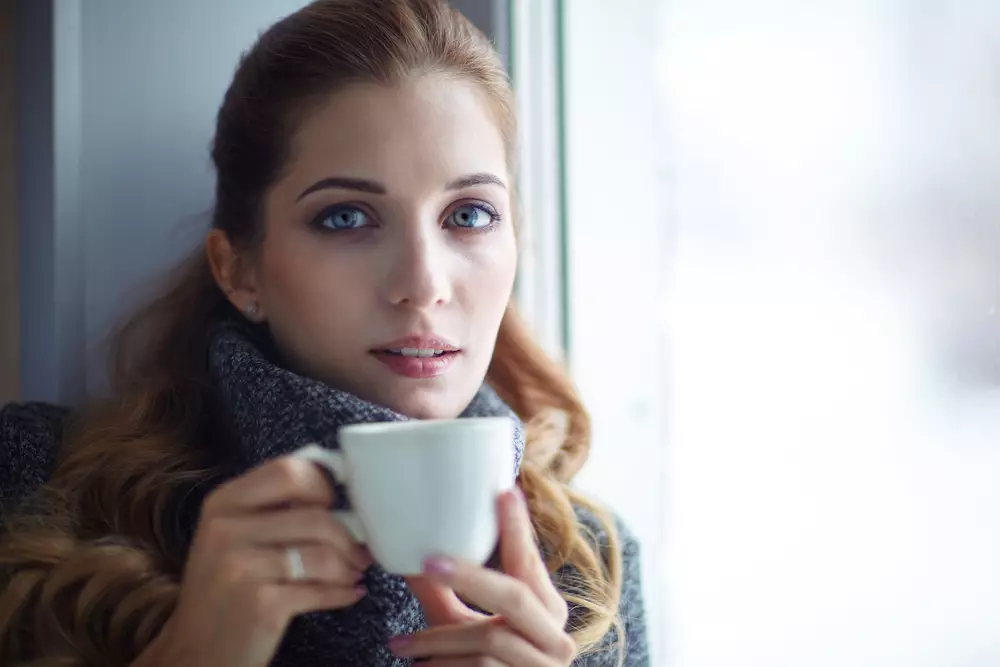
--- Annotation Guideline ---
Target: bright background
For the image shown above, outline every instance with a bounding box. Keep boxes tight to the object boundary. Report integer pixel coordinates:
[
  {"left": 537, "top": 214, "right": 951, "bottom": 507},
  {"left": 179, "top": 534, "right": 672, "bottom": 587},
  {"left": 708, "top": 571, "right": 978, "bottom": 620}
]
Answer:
[{"left": 559, "top": 1, "right": 1000, "bottom": 665}]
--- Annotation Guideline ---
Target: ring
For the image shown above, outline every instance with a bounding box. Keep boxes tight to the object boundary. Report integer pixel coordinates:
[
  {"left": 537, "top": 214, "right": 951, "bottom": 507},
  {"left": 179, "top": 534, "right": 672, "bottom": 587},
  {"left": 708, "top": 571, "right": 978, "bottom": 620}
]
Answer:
[{"left": 285, "top": 546, "right": 306, "bottom": 582}]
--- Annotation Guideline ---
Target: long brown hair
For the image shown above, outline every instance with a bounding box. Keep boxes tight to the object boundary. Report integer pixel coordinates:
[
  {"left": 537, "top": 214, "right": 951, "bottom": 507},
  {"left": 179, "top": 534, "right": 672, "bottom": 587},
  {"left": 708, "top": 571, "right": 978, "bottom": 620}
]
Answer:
[{"left": 0, "top": 1, "right": 622, "bottom": 664}]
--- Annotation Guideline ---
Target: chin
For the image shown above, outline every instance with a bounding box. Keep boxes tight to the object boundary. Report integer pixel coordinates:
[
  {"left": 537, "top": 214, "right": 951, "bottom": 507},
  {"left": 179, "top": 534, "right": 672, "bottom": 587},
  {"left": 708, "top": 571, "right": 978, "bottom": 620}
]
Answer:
[
  {"left": 381, "top": 382, "right": 477, "bottom": 421},
  {"left": 387, "top": 393, "right": 462, "bottom": 420}
]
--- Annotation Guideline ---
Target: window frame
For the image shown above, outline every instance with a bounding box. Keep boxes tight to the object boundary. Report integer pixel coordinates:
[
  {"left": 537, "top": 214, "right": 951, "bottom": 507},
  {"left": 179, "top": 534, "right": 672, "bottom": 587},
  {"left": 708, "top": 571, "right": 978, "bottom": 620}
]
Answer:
[{"left": 508, "top": 0, "right": 570, "bottom": 361}]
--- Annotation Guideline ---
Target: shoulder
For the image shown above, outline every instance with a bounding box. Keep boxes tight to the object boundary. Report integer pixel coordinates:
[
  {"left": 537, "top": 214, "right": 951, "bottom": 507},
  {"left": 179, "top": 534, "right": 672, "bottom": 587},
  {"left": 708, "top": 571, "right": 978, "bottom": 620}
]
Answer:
[
  {"left": 0, "top": 402, "right": 70, "bottom": 518},
  {"left": 569, "top": 503, "right": 643, "bottom": 601},
  {"left": 563, "top": 502, "right": 650, "bottom": 667},
  {"left": 572, "top": 503, "right": 641, "bottom": 564}
]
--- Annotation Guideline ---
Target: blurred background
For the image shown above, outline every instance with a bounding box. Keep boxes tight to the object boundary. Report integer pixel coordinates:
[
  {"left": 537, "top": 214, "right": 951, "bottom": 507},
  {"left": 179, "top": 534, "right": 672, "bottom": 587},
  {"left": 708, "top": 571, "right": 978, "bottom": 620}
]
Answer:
[{"left": 2, "top": 1, "right": 1000, "bottom": 665}]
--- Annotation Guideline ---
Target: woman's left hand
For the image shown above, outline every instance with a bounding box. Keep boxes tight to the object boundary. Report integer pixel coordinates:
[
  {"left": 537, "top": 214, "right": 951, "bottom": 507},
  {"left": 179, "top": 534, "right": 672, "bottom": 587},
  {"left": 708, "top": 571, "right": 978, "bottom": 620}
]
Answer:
[{"left": 396, "top": 488, "right": 577, "bottom": 666}]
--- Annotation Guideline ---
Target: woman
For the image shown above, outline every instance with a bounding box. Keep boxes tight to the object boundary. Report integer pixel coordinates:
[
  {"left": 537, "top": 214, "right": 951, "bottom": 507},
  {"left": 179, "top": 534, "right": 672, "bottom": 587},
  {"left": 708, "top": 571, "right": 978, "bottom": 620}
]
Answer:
[{"left": 0, "top": 1, "right": 647, "bottom": 665}]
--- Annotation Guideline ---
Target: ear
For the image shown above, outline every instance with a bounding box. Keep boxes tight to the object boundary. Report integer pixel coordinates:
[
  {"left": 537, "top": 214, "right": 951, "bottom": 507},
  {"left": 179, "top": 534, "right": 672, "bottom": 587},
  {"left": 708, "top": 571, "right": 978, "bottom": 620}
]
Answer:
[{"left": 206, "top": 229, "right": 264, "bottom": 321}]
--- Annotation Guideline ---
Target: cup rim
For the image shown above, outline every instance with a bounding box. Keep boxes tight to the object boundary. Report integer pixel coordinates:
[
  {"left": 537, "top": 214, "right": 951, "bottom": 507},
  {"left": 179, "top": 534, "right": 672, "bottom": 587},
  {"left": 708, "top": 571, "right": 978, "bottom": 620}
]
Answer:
[{"left": 338, "top": 415, "right": 512, "bottom": 436}]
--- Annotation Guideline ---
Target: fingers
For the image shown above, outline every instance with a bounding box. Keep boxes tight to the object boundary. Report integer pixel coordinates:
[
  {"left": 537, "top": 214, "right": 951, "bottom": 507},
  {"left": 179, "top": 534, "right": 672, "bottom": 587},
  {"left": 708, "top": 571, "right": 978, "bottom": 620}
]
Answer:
[
  {"left": 230, "top": 545, "right": 367, "bottom": 586},
  {"left": 389, "top": 619, "right": 571, "bottom": 667},
  {"left": 412, "top": 489, "right": 572, "bottom": 656},
  {"left": 282, "top": 582, "right": 368, "bottom": 615},
  {"left": 169, "top": 453, "right": 368, "bottom": 665},
  {"left": 205, "top": 457, "right": 336, "bottom": 516},
  {"left": 405, "top": 576, "right": 482, "bottom": 626},
  {"left": 225, "top": 508, "right": 370, "bottom": 570},
  {"left": 415, "top": 659, "right": 504, "bottom": 667},
  {"left": 247, "top": 582, "right": 368, "bottom": 635},
  {"left": 498, "top": 489, "right": 567, "bottom": 620},
  {"left": 421, "top": 554, "right": 565, "bottom": 655},
  {"left": 197, "top": 506, "right": 371, "bottom": 572}
]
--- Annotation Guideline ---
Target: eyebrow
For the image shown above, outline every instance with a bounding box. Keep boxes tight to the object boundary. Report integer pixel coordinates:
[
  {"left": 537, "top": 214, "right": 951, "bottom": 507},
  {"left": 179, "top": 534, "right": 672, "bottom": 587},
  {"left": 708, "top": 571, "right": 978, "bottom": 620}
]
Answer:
[
  {"left": 296, "top": 172, "right": 507, "bottom": 201},
  {"left": 297, "top": 177, "right": 386, "bottom": 201},
  {"left": 445, "top": 173, "right": 507, "bottom": 191}
]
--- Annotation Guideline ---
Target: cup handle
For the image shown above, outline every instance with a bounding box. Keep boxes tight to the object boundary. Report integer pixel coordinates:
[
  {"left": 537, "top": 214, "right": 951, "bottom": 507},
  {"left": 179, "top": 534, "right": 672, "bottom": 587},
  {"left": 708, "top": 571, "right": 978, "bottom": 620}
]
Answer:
[{"left": 291, "top": 444, "right": 368, "bottom": 543}]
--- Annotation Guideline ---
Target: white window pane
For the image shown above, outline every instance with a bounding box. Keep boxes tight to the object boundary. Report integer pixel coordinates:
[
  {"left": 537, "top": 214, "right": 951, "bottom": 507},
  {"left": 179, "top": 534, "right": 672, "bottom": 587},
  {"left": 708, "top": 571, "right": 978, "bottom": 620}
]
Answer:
[{"left": 563, "top": 1, "right": 1000, "bottom": 665}]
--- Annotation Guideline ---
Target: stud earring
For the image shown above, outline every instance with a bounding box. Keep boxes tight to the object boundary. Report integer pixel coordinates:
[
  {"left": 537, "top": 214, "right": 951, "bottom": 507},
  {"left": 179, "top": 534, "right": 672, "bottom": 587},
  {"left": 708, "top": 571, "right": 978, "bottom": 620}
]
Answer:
[{"left": 245, "top": 301, "right": 259, "bottom": 318}]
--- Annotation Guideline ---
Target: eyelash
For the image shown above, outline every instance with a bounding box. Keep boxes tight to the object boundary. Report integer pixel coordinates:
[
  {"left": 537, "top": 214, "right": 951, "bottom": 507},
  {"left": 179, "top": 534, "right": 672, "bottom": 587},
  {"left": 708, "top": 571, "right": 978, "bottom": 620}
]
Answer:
[
  {"left": 308, "top": 203, "right": 375, "bottom": 233},
  {"left": 307, "top": 201, "right": 503, "bottom": 234},
  {"left": 447, "top": 201, "right": 503, "bottom": 233}
]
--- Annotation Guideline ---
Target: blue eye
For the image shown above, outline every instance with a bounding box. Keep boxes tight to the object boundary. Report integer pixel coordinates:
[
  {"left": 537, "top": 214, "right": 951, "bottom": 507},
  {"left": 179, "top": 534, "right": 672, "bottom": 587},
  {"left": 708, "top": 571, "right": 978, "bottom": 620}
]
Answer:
[
  {"left": 447, "top": 203, "right": 499, "bottom": 229},
  {"left": 313, "top": 205, "right": 370, "bottom": 231}
]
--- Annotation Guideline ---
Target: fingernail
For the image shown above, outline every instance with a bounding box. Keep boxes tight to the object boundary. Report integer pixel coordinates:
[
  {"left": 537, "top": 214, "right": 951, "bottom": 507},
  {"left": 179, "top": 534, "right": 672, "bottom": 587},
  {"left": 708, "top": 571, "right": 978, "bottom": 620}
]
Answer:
[
  {"left": 355, "top": 571, "right": 366, "bottom": 585},
  {"left": 356, "top": 546, "right": 374, "bottom": 568},
  {"left": 388, "top": 635, "right": 414, "bottom": 654},
  {"left": 514, "top": 485, "right": 527, "bottom": 507},
  {"left": 423, "top": 555, "right": 455, "bottom": 577},
  {"left": 354, "top": 585, "right": 368, "bottom": 598},
  {"left": 362, "top": 545, "right": 375, "bottom": 565}
]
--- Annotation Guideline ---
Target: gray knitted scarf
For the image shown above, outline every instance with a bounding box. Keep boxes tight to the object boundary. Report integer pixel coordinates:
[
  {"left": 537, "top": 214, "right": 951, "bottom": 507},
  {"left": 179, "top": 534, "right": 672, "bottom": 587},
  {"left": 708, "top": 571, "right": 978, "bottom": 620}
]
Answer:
[
  {"left": 206, "top": 320, "right": 526, "bottom": 667},
  {"left": 0, "top": 318, "right": 646, "bottom": 665}
]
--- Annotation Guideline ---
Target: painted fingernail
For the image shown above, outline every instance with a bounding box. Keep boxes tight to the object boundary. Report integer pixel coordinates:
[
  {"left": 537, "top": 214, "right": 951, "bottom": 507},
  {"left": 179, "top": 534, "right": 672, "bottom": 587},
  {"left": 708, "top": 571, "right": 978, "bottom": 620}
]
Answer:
[
  {"left": 356, "top": 546, "right": 375, "bottom": 568},
  {"left": 354, "top": 585, "right": 368, "bottom": 597},
  {"left": 423, "top": 555, "right": 455, "bottom": 577},
  {"left": 388, "top": 635, "right": 414, "bottom": 654}
]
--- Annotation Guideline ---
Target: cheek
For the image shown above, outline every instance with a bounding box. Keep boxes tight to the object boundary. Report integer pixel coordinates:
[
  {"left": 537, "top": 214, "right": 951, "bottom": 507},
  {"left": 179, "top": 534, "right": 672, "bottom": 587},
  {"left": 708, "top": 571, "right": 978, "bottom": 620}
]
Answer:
[
  {"left": 257, "top": 235, "right": 366, "bottom": 329},
  {"left": 464, "top": 232, "right": 518, "bottom": 313}
]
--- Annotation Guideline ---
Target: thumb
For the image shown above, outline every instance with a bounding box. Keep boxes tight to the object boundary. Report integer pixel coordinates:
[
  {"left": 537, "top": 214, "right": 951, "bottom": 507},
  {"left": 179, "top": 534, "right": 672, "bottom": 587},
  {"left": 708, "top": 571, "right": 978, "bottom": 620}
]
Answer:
[{"left": 404, "top": 576, "right": 476, "bottom": 626}]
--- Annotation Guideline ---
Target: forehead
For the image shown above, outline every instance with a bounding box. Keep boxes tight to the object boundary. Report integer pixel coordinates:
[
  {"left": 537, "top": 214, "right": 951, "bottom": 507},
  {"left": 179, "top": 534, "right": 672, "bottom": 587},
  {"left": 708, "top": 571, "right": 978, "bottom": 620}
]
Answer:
[{"left": 282, "top": 75, "right": 508, "bottom": 192}]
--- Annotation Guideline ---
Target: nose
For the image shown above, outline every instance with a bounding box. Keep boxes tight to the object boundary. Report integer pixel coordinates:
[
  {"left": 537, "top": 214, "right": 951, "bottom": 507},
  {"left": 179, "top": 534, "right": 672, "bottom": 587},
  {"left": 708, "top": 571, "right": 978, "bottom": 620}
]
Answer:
[{"left": 381, "top": 224, "right": 452, "bottom": 310}]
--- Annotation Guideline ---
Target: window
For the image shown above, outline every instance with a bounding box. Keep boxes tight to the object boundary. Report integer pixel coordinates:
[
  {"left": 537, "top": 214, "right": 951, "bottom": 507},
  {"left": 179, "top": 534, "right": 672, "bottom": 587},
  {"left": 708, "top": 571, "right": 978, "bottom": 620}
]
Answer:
[{"left": 533, "top": 0, "right": 1000, "bottom": 665}]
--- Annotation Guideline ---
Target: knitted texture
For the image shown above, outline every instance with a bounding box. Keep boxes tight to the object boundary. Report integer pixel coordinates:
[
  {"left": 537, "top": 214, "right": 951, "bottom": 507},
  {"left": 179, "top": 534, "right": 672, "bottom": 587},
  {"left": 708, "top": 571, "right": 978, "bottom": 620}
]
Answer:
[{"left": 0, "top": 320, "right": 649, "bottom": 665}]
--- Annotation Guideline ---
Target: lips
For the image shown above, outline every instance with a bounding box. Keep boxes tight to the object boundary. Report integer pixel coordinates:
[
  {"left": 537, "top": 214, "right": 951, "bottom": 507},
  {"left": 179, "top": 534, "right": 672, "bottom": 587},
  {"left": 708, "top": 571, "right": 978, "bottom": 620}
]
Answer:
[
  {"left": 382, "top": 347, "right": 451, "bottom": 358},
  {"left": 371, "top": 335, "right": 461, "bottom": 379},
  {"left": 374, "top": 335, "right": 459, "bottom": 353}
]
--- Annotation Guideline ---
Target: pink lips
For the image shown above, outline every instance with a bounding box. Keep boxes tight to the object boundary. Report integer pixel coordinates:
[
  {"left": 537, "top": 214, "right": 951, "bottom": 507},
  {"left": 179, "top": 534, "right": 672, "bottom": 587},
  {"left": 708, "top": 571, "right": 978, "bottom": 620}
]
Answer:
[{"left": 370, "top": 335, "right": 461, "bottom": 379}]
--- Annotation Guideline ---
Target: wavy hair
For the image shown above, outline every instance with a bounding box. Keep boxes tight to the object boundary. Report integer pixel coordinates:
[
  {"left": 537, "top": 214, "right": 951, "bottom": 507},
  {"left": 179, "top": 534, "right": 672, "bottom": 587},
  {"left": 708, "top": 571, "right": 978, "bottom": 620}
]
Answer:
[{"left": 0, "top": 1, "right": 622, "bottom": 664}]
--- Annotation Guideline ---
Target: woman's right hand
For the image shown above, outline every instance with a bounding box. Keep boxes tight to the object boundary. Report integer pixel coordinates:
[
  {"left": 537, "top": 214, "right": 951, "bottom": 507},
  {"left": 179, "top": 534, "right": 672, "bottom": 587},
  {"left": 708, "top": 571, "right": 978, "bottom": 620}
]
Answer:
[{"left": 135, "top": 455, "right": 372, "bottom": 667}]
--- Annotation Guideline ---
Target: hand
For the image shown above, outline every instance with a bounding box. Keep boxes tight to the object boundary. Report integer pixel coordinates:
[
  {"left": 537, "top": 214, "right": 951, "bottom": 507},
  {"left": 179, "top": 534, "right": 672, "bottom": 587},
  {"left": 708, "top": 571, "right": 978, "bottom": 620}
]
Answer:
[
  {"left": 394, "top": 489, "right": 577, "bottom": 666},
  {"left": 134, "top": 455, "right": 372, "bottom": 667}
]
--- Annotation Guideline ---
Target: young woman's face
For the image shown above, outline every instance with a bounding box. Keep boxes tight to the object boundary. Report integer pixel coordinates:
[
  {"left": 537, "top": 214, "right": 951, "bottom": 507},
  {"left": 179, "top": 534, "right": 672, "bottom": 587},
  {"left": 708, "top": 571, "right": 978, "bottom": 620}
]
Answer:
[{"left": 248, "top": 76, "right": 516, "bottom": 419}]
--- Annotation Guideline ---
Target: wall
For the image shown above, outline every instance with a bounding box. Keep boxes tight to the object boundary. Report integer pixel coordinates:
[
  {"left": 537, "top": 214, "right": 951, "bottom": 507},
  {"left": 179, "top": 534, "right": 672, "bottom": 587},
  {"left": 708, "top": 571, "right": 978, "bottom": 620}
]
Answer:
[
  {"left": 0, "top": 0, "right": 17, "bottom": 403},
  {"left": 450, "top": 0, "right": 508, "bottom": 66},
  {"left": 16, "top": 0, "right": 509, "bottom": 403},
  {"left": 76, "top": 0, "right": 315, "bottom": 397},
  {"left": 16, "top": 0, "right": 354, "bottom": 402}
]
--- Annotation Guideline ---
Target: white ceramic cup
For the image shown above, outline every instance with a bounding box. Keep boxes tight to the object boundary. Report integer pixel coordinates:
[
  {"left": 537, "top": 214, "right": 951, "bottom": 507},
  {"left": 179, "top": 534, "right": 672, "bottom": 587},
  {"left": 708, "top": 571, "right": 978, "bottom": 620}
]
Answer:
[{"left": 292, "top": 416, "right": 515, "bottom": 576}]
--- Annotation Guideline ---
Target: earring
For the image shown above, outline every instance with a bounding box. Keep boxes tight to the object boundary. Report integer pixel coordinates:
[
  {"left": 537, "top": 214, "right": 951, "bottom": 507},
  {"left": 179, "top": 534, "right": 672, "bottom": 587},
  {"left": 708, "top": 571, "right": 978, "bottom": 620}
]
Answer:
[{"left": 245, "top": 301, "right": 259, "bottom": 318}]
